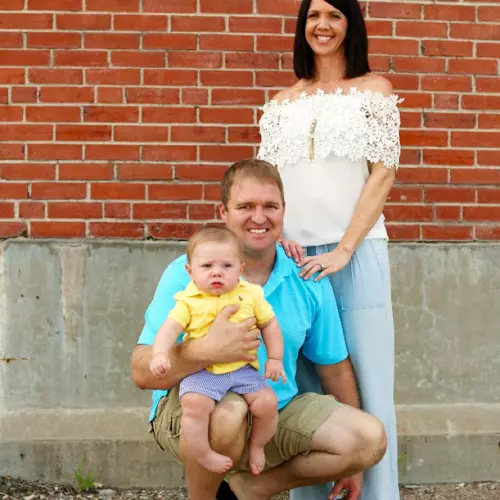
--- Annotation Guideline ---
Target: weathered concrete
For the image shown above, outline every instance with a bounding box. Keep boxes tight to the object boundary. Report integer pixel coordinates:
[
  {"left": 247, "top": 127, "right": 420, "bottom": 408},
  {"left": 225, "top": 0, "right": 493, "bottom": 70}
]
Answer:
[{"left": 1, "top": 240, "right": 499, "bottom": 487}]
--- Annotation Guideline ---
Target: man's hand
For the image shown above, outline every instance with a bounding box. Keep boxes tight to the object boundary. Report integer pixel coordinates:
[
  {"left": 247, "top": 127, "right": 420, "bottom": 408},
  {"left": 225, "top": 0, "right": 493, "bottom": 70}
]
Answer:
[
  {"left": 191, "top": 304, "right": 259, "bottom": 365},
  {"left": 150, "top": 352, "right": 171, "bottom": 378},
  {"left": 329, "top": 473, "right": 363, "bottom": 500},
  {"left": 265, "top": 358, "right": 287, "bottom": 383}
]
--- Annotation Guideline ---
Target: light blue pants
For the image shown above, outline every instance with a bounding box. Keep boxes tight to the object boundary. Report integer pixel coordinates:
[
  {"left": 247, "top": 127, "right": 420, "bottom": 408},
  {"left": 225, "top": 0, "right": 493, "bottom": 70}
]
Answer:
[{"left": 290, "top": 239, "right": 400, "bottom": 500}]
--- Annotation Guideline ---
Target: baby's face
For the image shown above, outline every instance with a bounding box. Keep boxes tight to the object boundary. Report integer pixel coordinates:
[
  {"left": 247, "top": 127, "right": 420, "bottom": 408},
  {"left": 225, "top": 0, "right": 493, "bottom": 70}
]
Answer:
[{"left": 188, "top": 241, "right": 243, "bottom": 296}]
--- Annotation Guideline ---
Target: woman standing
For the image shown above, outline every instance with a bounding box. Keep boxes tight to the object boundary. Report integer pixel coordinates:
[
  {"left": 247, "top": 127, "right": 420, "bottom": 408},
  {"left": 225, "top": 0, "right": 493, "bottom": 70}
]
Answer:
[{"left": 258, "top": 1, "right": 401, "bottom": 499}]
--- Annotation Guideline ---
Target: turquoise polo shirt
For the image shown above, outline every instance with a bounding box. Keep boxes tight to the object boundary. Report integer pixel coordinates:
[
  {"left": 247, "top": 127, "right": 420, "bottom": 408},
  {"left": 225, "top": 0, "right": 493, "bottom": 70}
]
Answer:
[{"left": 138, "top": 245, "right": 348, "bottom": 422}]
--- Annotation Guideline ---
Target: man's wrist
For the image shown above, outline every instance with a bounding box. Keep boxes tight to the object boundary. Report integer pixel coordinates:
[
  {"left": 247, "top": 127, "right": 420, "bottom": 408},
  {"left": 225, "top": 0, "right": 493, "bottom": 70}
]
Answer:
[{"left": 181, "top": 337, "right": 212, "bottom": 369}]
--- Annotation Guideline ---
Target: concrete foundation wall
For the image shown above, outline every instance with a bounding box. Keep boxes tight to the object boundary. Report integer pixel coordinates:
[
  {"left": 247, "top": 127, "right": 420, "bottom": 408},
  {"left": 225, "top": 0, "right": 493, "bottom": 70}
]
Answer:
[{"left": 1, "top": 240, "right": 499, "bottom": 487}]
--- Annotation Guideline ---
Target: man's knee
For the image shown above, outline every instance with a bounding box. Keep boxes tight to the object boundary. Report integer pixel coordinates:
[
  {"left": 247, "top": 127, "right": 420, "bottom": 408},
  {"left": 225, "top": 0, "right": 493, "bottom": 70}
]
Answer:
[
  {"left": 210, "top": 397, "right": 248, "bottom": 450},
  {"left": 358, "top": 416, "right": 387, "bottom": 468}
]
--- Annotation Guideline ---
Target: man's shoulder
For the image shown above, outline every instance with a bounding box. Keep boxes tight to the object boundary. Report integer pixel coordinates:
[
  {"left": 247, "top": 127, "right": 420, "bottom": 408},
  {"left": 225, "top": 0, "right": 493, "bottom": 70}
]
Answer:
[{"left": 156, "top": 253, "right": 189, "bottom": 292}]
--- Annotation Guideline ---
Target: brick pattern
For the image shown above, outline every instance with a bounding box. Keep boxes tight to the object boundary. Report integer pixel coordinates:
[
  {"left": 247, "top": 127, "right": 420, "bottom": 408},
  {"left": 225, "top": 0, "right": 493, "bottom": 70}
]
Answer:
[{"left": 0, "top": 1, "right": 499, "bottom": 241}]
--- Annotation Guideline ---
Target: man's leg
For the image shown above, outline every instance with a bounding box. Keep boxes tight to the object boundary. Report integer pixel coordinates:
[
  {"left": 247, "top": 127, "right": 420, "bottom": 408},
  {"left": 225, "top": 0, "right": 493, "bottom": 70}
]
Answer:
[{"left": 228, "top": 398, "right": 387, "bottom": 500}]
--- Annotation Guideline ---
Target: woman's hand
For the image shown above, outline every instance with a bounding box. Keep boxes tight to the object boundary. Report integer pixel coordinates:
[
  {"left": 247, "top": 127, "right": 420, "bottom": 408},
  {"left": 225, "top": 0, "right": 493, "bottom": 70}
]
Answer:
[
  {"left": 299, "top": 246, "right": 353, "bottom": 281},
  {"left": 279, "top": 238, "right": 305, "bottom": 263}
]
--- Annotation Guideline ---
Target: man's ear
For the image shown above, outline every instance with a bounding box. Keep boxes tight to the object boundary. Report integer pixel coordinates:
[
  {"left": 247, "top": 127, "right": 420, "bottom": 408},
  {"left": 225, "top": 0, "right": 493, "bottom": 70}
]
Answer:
[{"left": 219, "top": 202, "right": 227, "bottom": 221}]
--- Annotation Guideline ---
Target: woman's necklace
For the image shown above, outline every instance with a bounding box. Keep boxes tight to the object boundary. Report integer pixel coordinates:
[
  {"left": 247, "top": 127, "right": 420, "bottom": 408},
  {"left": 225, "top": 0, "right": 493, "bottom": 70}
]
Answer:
[{"left": 308, "top": 76, "right": 344, "bottom": 161}]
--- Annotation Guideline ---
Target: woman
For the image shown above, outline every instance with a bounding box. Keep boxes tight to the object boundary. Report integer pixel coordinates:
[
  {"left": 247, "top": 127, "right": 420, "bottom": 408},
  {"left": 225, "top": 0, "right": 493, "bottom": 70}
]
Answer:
[{"left": 258, "top": 1, "right": 402, "bottom": 499}]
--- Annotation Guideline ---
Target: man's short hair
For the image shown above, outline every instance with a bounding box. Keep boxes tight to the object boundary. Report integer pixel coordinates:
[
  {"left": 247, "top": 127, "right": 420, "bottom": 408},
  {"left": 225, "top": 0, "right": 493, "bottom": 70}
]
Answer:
[
  {"left": 186, "top": 226, "right": 242, "bottom": 263},
  {"left": 221, "top": 158, "right": 284, "bottom": 207}
]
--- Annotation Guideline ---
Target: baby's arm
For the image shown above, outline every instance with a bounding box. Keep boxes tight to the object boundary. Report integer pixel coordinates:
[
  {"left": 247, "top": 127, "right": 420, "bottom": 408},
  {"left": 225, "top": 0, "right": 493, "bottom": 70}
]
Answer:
[
  {"left": 260, "top": 317, "right": 286, "bottom": 383},
  {"left": 150, "top": 318, "right": 184, "bottom": 377}
]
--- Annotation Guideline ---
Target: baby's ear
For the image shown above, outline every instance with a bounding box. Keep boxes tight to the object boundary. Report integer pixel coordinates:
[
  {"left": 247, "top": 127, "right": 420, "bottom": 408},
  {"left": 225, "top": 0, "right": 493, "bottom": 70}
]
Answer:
[
  {"left": 240, "top": 262, "right": 245, "bottom": 274},
  {"left": 185, "top": 263, "right": 192, "bottom": 277}
]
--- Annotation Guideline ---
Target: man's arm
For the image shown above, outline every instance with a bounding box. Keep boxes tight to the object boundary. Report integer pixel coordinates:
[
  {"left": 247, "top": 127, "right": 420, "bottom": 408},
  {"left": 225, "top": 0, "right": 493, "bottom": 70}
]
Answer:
[{"left": 315, "top": 358, "right": 361, "bottom": 408}]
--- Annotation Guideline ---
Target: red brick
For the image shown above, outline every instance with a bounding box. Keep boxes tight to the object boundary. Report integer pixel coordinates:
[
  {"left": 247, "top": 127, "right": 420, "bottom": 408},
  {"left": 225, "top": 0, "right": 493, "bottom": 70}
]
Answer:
[
  {"left": 204, "top": 184, "right": 221, "bottom": 201},
  {"left": 125, "top": 87, "right": 179, "bottom": 104},
  {"left": 148, "top": 222, "right": 201, "bottom": 239},
  {"left": 90, "top": 222, "right": 145, "bottom": 238},
  {"left": 133, "top": 203, "right": 186, "bottom": 219},
  {"left": 477, "top": 152, "right": 500, "bottom": 167},
  {"left": 476, "top": 77, "right": 500, "bottom": 94},
  {"left": 143, "top": 34, "right": 197, "bottom": 50},
  {"left": 0, "top": 106, "right": 23, "bottom": 121},
  {"left": 189, "top": 203, "right": 216, "bottom": 220},
  {"left": 478, "top": 6, "right": 500, "bottom": 22},
  {"left": 386, "top": 224, "right": 420, "bottom": 241},
  {"left": 477, "top": 43, "right": 500, "bottom": 58},
  {"left": 28, "top": 0, "right": 81, "bottom": 9},
  {"left": 257, "top": 35, "right": 294, "bottom": 52},
  {"left": 27, "top": 106, "right": 81, "bottom": 123},
  {"left": 169, "top": 51, "right": 222, "bottom": 69},
  {"left": 104, "top": 203, "right": 131, "bottom": 219},
  {"left": 0, "top": 145, "right": 25, "bottom": 160},
  {"left": 422, "top": 225, "right": 473, "bottom": 241},
  {"left": 0, "top": 202, "right": 15, "bottom": 218},
  {"left": 182, "top": 89, "right": 209, "bottom": 105},
  {"left": 387, "top": 74, "right": 419, "bottom": 91},
  {"left": 114, "top": 125, "right": 168, "bottom": 143},
  {"left": 393, "top": 57, "right": 445, "bottom": 73},
  {"left": 255, "top": 70, "right": 295, "bottom": 88},
  {"left": 0, "top": 13, "right": 52, "bottom": 29},
  {"left": 479, "top": 115, "right": 500, "bottom": 129},
  {"left": 48, "top": 202, "right": 102, "bottom": 219},
  {"left": 142, "top": 145, "right": 197, "bottom": 162},
  {"left": 255, "top": 0, "right": 300, "bottom": 15},
  {"left": 19, "top": 202, "right": 45, "bottom": 219},
  {"left": 11, "top": 87, "right": 37, "bottom": 103},
  {"left": 0, "top": 68, "right": 25, "bottom": 84},
  {"left": 387, "top": 186, "right": 423, "bottom": 203},
  {"left": 175, "top": 164, "right": 227, "bottom": 182},
  {"left": 451, "top": 169, "right": 500, "bottom": 184},
  {"left": 40, "top": 86, "right": 94, "bottom": 103},
  {"left": 0, "top": 221, "right": 27, "bottom": 238},
  {"left": 369, "top": 2, "right": 421, "bottom": 19},
  {"left": 425, "top": 187, "right": 475, "bottom": 203},
  {"left": 29, "top": 144, "right": 82, "bottom": 161},
  {"left": 225, "top": 52, "right": 279, "bottom": 69},
  {"left": 462, "top": 95, "right": 500, "bottom": 110},
  {"left": 142, "top": 107, "right": 196, "bottom": 124},
  {"left": 0, "top": 0, "right": 24, "bottom": 8},
  {"left": 143, "top": 69, "right": 196, "bottom": 86},
  {"left": 83, "top": 106, "right": 138, "bottom": 123},
  {"left": 284, "top": 18, "right": 297, "bottom": 34},
  {"left": 371, "top": 38, "right": 419, "bottom": 55},
  {"left": 91, "top": 183, "right": 145, "bottom": 200},
  {"left": 424, "top": 5, "right": 475, "bottom": 21},
  {"left": 212, "top": 89, "right": 265, "bottom": 105},
  {"left": 398, "top": 92, "right": 432, "bottom": 109},
  {"left": 435, "top": 206, "right": 461, "bottom": 221},
  {"left": 57, "top": 14, "right": 111, "bottom": 30},
  {"left": 451, "top": 132, "right": 500, "bottom": 148},
  {"left": 384, "top": 205, "right": 434, "bottom": 222},
  {"left": 29, "top": 68, "right": 82, "bottom": 84},
  {"left": 86, "top": 145, "right": 140, "bottom": 161},
  {"left": 0, "top": 183, "right": 28, "bottom": 199},
  {"left": 97, "top": 87, "right": 123, "bottom": 104},
  {"left": 281, "top": 53, "right": 293, "bottom": 70},
  {"left": 422, "top": 76, "right": 472, "bottom": 92},
  {"left": 31, "top": 182, "right": 86, "bottom": 200},
  {"left": 0, "top": 50, "right": 50, "bottom": 66},
  {"left": 114, "top": 14, "right": 167, "bottom": 31},
  {"left": 199, "top": 107, "right": 253, "bottom": 124},
  {"left": 423, "top": 150, "right": 475, "bottom": 166},
  {"left": 476, "top": 226, "right": 500, "bottom": 241},
  {"left": 111, "top": 51, "right": 165, "bottom": 67},
  {"left": 228, "top": 126, "right": 260, "bottom": 143},
  {"left": 464, "top": 207, "right": 500, "bottom": 222},
  {"left": 366, "top": 20, "right": 393, "bottom": 36},
  {"left": 477, "top": 188, "right": 500, "bottom": 204},
  {"left": 171, "top": 126, "right": 225, "bottom": 143},
  {"left": 27, "top": 32, "right": 81, "bottom": 49},
  {"left": 59, "top": 163, "right": 114, "bottom": 180},
  {"left": 230, "top": 16, "right": 281, "bottom": 33},
  {"left": 368, "top": 55, "right": 391, "bottom": 72},
  {"left": 424, "top": 112, "right": 476, "bottom": 129},
  {"left": 200, "top": 145, "right": 254, "bottom": 162},
  {"left": 434, "top": 94, "right": 459, "bottom": 110},
  {"left": 200, "top": 70, "right": 253, "bottom": 87},
  {"left": 31, "top": 221, "right": 85, "bottom": 238},
  {"left": 143, "top": 0, "right": 196, "bottom": 13},
  {"left": 399, "top": 149, "right": 421, "bottom": 165},
  {"left": 397, "top": 167, "right": 448, "bottom": 184},
  {"left": 400, "top": 130, "right": 448, "bottom": 147},
  {"left": 422, "top": 40, "right": 473, "bottom": 57},
  {"left": 85, "top": 33, "right": 139, "bottom": 50},
  {"left": 0, "top": 125, "right": 52, "bottom": 141},
  {"left": 86, "top": 0, "right": 139, "bottom": 11},
  {"left": 0, "top": 163, "right": 55, "bottom": 180},
  {"left": 201, "top": 35, "right": 254, "bottom": 52},
  {"left": 200, "top": 0, "right": 252, "bottom": 13},
  {"left": 86, "top": 69, "right": 140, "bottom": 85},
  {"left": 56, "top": 125, "right": 111, "bottom": 142},
  {"left": 396, "top": 21, "right": 447, "bottom": 38},
  {"left": 172, "top": 15, "right": 225, "bottom": 32},
  {"left": 149, "top": 184, "right": 202, "bottom": 201},
  {"left": 118, "top": 163, "right": 173, "bottom": 181},
  {"left": 0, "top": 33, "right": 25, "bottom": 48},
  {"left": 451, "top": 24, "right": 500, "bottom": 41},
  {"left": 448, "top": 58, "right": 498, "bottom": 76}
]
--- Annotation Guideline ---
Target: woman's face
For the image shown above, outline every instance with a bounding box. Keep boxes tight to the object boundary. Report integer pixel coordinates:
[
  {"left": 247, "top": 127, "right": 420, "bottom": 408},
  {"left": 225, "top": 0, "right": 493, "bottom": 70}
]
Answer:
[{"left": 305, "top": 0, "right": 348, "bottom": 57}]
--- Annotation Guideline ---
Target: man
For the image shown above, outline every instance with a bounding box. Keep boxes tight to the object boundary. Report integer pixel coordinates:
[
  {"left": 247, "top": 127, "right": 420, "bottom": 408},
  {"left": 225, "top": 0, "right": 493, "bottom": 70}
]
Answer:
[{"left": 131, "top": 159, "right": 387, "bottom": 500}]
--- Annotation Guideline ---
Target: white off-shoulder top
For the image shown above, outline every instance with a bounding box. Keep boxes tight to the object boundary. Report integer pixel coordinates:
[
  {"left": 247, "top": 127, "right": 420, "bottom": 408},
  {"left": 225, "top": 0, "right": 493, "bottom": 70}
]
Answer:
[{"left": 257, "top": 88, "right": 402, "bottom": 247}]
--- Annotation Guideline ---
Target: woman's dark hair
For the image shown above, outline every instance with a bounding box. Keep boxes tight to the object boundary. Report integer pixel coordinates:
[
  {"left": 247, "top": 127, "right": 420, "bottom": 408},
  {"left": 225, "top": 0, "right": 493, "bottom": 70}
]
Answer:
[{"left": 293, "top": 0, "right": 370, "bottom": 80}]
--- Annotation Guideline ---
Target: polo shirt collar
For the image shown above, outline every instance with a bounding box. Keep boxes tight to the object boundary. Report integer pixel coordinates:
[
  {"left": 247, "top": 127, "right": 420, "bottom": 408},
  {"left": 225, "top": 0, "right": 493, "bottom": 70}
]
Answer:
[{"left": 263, "top": 244, "right": 295, "bottom": 298}]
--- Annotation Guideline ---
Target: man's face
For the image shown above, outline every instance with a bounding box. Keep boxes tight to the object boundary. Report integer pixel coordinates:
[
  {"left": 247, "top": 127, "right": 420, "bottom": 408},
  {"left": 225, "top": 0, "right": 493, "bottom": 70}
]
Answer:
[{"left": 220, "top": 176, "right": 285, "bottom": 257}]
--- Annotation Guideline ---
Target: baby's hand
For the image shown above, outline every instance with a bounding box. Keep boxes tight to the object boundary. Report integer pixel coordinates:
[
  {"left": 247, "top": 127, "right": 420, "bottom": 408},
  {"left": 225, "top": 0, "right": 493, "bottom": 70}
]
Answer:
[
  {"left": 265, "top": 358, "right": 287, "bottom": 383},
  {"left": 150, "top": 353, "right": 171, "bottom": 378}
]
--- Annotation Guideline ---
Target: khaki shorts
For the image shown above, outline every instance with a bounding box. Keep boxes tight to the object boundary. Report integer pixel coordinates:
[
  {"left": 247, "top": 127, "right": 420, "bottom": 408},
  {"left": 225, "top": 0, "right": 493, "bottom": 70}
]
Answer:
[{"left": 150, "top": 386, "right": 344, "bottom": 472}]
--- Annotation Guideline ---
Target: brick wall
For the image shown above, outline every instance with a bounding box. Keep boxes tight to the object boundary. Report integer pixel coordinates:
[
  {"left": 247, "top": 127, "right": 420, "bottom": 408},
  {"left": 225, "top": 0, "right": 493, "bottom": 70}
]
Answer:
[{"left": 0, "top": 0, "right": 499, "bottom": 241}]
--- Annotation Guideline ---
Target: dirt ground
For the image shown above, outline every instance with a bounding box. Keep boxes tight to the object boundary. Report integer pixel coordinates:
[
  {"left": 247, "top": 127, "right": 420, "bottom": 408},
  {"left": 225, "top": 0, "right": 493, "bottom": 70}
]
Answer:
[{"left": 1, "top": 477, "right": 499, "bottom": 500}]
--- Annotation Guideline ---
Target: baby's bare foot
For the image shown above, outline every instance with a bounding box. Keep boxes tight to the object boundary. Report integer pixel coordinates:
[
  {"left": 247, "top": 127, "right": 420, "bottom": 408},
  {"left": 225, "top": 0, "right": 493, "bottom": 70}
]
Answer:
[
  {"left": 248, "top": 445, "right": 266, "bottom": 476},
  {"left": 197, "top": 451, "right": 233, "bottom": 474}
]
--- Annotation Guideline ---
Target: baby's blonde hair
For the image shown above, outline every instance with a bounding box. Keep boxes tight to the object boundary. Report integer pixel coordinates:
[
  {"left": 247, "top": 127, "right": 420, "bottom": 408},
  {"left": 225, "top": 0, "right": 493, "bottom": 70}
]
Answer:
[{"left": 186, "top": 226, "right": 242, "bottom": 263}]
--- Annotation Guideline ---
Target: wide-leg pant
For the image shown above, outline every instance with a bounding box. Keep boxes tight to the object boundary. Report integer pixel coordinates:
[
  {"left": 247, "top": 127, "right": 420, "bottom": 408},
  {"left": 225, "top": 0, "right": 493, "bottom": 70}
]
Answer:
[{"left": 290, "top": 239, "right": 400, "bottom": 500}]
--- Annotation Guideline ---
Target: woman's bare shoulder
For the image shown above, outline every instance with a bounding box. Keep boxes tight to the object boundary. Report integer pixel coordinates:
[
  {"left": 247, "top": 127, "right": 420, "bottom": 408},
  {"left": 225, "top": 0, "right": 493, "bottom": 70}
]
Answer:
[
  {"left": 357, "top": 74, "right": 393, "bottom": 96},
  {"left": 270, "top": 79, "right": 310, "bottom": 103}
]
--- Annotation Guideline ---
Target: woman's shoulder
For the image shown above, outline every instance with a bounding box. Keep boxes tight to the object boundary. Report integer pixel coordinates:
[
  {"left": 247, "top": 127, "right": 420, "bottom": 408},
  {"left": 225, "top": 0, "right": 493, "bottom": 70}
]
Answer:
[
  {"left": 269, "top": 80, "right": 311, "bottom": 103},
  {"left": 355, "top": 73, "right": 393, "bottom": 97}
]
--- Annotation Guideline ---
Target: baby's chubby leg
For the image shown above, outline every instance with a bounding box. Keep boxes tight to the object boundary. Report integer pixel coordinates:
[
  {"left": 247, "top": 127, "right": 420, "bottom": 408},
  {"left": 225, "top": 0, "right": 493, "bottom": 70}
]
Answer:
[
  {"left": 243, "top": 387, "right": 279, "bottom": 476},
  {"left": 180, "top": 392, "right": 234, "bottom": 474}
]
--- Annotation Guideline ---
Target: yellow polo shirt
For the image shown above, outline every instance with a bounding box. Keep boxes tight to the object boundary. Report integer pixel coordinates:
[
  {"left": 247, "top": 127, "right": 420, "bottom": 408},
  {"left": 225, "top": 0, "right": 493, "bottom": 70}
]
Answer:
[{"left": 168, "top": 279, "right": 275, "bottom": 374}]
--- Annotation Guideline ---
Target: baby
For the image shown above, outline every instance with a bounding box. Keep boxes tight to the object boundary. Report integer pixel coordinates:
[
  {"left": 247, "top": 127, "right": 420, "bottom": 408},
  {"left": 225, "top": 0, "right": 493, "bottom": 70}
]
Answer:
[{"left": 150, "top": 227, "right": 286, "bottom": 475}]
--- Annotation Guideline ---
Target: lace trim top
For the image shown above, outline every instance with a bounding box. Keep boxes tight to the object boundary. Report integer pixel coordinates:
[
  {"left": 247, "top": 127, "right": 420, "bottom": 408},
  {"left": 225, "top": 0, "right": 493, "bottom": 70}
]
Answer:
[{"left": 258, "top": 88, "right": 402, "bottom": 170}]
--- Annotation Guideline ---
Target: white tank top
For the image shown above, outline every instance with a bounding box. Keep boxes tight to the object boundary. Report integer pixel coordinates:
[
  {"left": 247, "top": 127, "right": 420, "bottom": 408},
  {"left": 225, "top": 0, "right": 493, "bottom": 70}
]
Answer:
[{"left": 258, "top": 88, "right": 402, "bottom": 247}]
